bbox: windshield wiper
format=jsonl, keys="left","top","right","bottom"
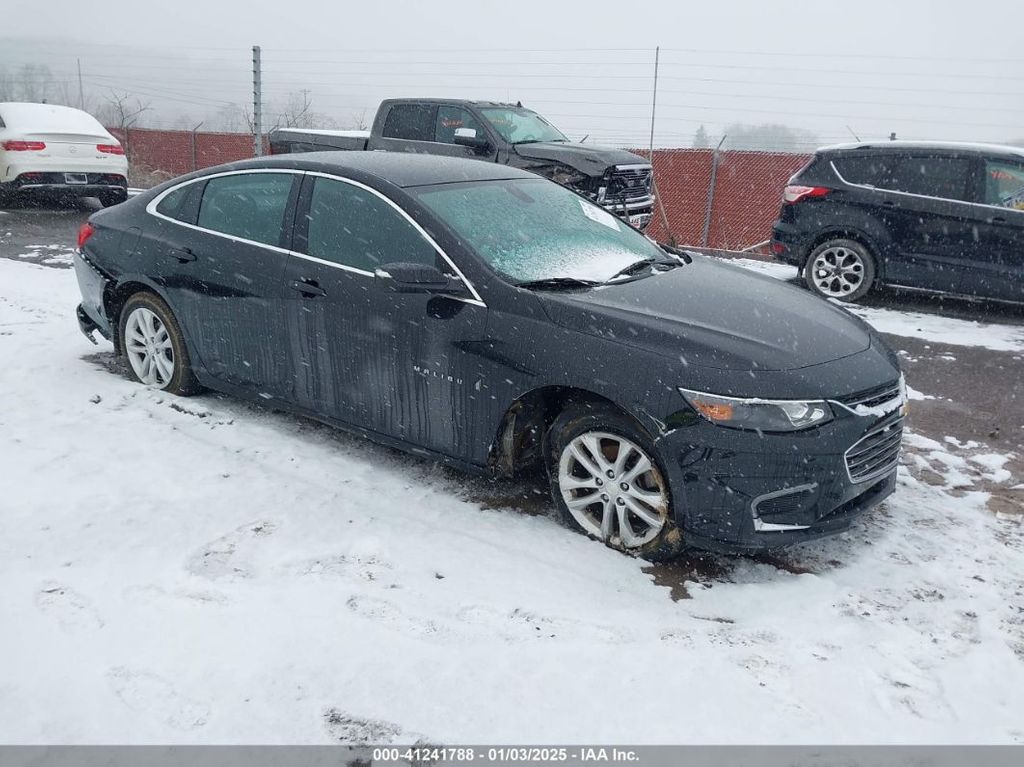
{"left": 517, "top": 276, "right": 601, "bottom": 291}
{"left": 606, "top": 257, "right": 685, "bottom": 282}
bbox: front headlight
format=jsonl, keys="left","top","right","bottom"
{"left": 678, "top": 388, "right": 833, "bottom": 432}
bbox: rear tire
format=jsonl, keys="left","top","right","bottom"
{"left": 118, "top": 292, "right": 199, "bottom": 396}
{"left": 547, "top": 404, "right": 684, "bottom": 561}
{"left": 804, "top": 238, "right": 876, "bottom": 302}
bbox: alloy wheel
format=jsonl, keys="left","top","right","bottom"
{"left": 557, "top": 431, "right": 669, "bottom": 549}
{"left": 811, "top": 246, "right": 865, "bottom": 297}
{"left": 124, "top": 307, "right": 175, "bottom": 388}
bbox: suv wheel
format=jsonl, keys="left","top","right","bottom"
{"left": 547, "top": 405, "right": 683, "bottom": 561}
{"left": 118, "top": 292, "right": 199, "bottom": 395}
{"left": 804, "top": 238, "right": 876, "bottom": 302}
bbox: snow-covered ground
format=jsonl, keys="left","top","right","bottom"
{"left": 1, "top": 259, "right": 1022, "bottom": 744}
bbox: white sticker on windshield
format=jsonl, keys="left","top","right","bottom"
{"left": 579, "top": 200, "right": 620, "bottom": 231}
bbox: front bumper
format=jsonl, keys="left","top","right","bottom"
{"left": 656, "top": 406, "right": 902, "bottom": 553}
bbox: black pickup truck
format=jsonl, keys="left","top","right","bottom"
{"left": 268, "top": 99, "right": 655, "bottom": 229}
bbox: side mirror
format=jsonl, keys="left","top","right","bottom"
{"left": 375, "top": 262, "right": 470, "bottom": 297}
{"left": 453, "top": 128, "right": 490, "bottom": 152}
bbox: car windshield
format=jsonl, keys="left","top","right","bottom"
{"left": 414, "top": 178, "right": 664, "bottom": 284}
{"left": 478, "top": 107, "right": 568, "bottom": 144}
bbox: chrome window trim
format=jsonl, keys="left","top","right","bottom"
{"left": 144, "top": 167, "right": 486, "bottom": 307}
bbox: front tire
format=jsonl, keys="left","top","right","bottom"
{"left": 118, "top": 292, "right": 199, "bottom": 395}
{"left": 547, "top": 404, "right": 683, "bottom": 561}
{"left": 804, "top": 238, "right": 876, "bottom": 302}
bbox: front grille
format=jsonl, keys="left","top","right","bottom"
{"left": 845, "top": 414, "right": 904, "bottom": 483}
{"left": 605, "top": 166, "right": 653, "bottom": 205}
{"left": 838, "top": 380, "right": 901, "bottom": 410}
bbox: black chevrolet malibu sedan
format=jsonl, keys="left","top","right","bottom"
{"left": 74, "top": 152, "right": 907, "bottom": 559}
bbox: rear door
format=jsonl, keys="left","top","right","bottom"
{"left": 872, "top": 153, "right": 980, "bottom": 292}
{"left": 149, "top": 170, "right": 299, "bottom": 399}
{"left": 972, "top": 156, "right": 1024, "bottom": 302}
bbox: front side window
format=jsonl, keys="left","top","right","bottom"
{"left": 435, "top": 106, "right": 485, "bottom": 145}
{"left": 304, "top": 177, "right": 438, "bottom": 272}
{"left": 983, "top": 158, "right": 1024, "bottom": 210}
{"left": 478, "top": 107, "right": 567, "bottom": 145}
{"left": 381, "top": 104, "right": 436, "bottom": 142}
{"left": 197, "top": 173, "right": 294, "bottom": 247}
{"left": 876, "top": 155, "right": 972, "bottom": 202}
{"left": 414, "top": 178, "right": 663, "bottom": 283}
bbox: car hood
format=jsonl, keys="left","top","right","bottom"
{"left": 537, "top": 256, "right": 873, "bottom": 371}
{"left": 513, "top": 141, "right": 649, "bottom": 176}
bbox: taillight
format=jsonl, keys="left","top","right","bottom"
{"left": 783, "top": 185, "right": 831, "bottom": 204}
{"left": 77, "top": 223, "right": 96, "bottom": 251}
{"left": 97, "top": 144, "right": 125, "bottom": 155}
{"left": 3, "top": 140, "right": 46, "bottom": 151}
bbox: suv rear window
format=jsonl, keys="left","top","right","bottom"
{"left": 876, "top": 155, "right": 973, "bottom": 202}
{"left": 381, "top": 104, "right": 436, "bottom": 142}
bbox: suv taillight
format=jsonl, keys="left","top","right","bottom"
{"left": 77, "top": 223, "right": 96, "bottom": 251}
{"left": 783, "top": 185, "right": 831, "bottom": 204}
{"left": 3, "top": 140, "right": 46, "bottom": 151}
{"left": 97, "top": 144, "right": 125, "bottom": 155}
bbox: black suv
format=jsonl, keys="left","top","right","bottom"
{"left": 771, "top": 141, "right": 1024, "bottom": 304}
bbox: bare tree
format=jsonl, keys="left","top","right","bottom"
{"left": 96, "top": 91, "right": 152, "bottom": 131}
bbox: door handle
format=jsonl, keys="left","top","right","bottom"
{"left": 990, "top": 216, "right": 1007, "bottom": 224}
{"left": 167, "top": 247, "right": 196, "bottom": 263}
{"left": 881, "top": 200, "right": 897, "bottom": 208}
{"left": 290, "top": 279, "right": 326, "bottom": 297}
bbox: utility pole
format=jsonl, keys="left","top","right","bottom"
{"left": 252, "top": 45, "right": 263, "bottom": 157}
{"left": 77, "top": 58, "right": 84, "bottom": 110}
{"left": 648, "top": 46, "right": 659, "bottom": 161}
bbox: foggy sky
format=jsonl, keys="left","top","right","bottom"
{"left": 3, "top": 0, "right": 1023, "bottom": 148}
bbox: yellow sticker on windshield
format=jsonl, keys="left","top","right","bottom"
{"left": 579, "top": 200, "right": 621, "bottom": 232}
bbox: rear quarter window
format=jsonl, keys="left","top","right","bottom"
{"left": 832, "top": 155, "right": 892, "bottom": 186}
{"left": 156, "top": 183, "right": 198, "bottom": 223}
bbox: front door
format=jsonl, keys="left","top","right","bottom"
{"left": 972, "top": 156, "right": 1024, "bottom": 302}
{"left": 284, "top": 174, "right": 488, "bottom": 459}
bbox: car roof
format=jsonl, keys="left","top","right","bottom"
{"left": 379, "top": 98, "right": 524, "bottom": 109}
{"left": 0, "top": 102, "right": 112, "bottom": 137}
{"left": 819, "top": 140, "right": 1024, "bottom": 159}
{"left": 211, "top": 150, "right": 538, "bottom": 188}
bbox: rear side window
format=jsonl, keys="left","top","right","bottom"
{"left": 197, "top": 173, "right": 294, "bottom": 247}
{"left": 304, "top": 177, "right": 438, "bottom": 272}
{"left": 381, "top": 104, "right": 437, "bottom": 142}
{"left": 833, "top": 154, "right": 892, "bottom": 186}
{"left": 876, "top": 155, "right": 972, "bottom": 202}
{"left": 983, "top": 158, "right": 1024, "bottom": 209}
